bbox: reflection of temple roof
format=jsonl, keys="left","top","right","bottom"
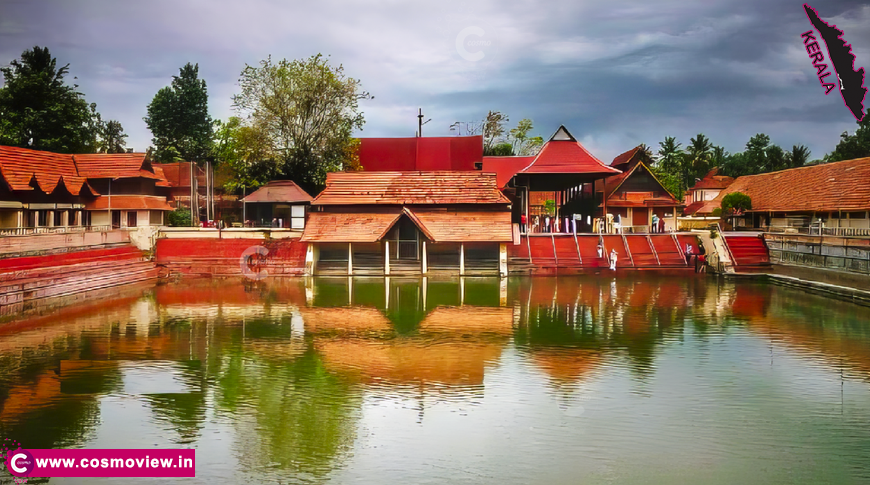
{"left": 315, "top": 339, "right": 506, "bottom": 385}
{"left": 529, "top": 347, "right": 602, "bottom": 382}
{"left": 419, "top": 307, "right": 513, "bottom": 334}
{"left": 299, "top": 306, "right": 392, "bottom": 333}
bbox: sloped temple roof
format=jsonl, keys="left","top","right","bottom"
{"left": 301, "top": 207, "right": 512, "bottom": 243}
{"left": 312, "top": 171, "right": 510, "bottom": 205}
{"left": 713, "top": 157, "right": 870, "bottom": 213}
{"left": 240, "top": 180, "right": 313, "bottom": 203}
{"left": 0, "top": 146, "right": 95, "bottom": 195}
{"left": 518, "top": 126, "right": 622, "bottom": 176}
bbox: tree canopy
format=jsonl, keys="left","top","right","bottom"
{"left": 144, "top": 62, "right": 214, "bottom": 163}
{"left": 479, "top": 115, "right": 543, "bottom": 156}
{"left": 231, "top": 54, "right": 369, "bottom": 194}
{"left": 0, "top": 46, "right": 103, "bottom": 153}
{"left": 721, "top": 192, "right": 751, "bottom": 215}
{"left": 825, "top": 118, "right": 870, "bottom": 162}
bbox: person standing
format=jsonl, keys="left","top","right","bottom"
{"left": 610, "top": 249, "right": 618, "bottom": 270}
{"left": 544, "top": 215, "right": 551, "bottom": 233}
{"left": 652, "top": 213, "right": 659, "bottom": 233}
{"left": 615, "top": 214, "right": 622, "bottom": 234}
{"left": 658, "top": 216, "right": 666, "bottom": 233}
{"left": 533, "top": 215, "right": 540, "bottom": 233}
{"left": 520, "top": 214, "right": 527, "bottom": 234}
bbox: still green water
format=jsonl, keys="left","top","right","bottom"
{"left": 2, "top": 275, "right": 870, "bottom": 484}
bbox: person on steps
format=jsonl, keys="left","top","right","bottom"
{"left": 610, "top": 249, "right": 618, "bottom": 270}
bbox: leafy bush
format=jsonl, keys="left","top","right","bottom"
{"left": 721, "top": 192, "right": 751, "bottom": 215}
{"left": 167, "top": 208, "right": 192, "bottom": 227}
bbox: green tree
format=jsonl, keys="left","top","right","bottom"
{"left": 685, "top": 133, "right": 713, "bottom": 185}
{"left": 213, "top": 117, "right": 280, "bottom": 193}
{"left": 98, "top": 120, "right": 128, "bottom": 153}
{"left": 482, "top": 111, "right": 509, "bottom": 154}
{"left": 655, "top": 136, "right": 685, "bottom": 198}
{"left": 144, "top": 63, "right": 214, "bottom": 163}
{"left": 721, "top": 192, "right": 751, "bottom": 216}
{"left": 825, "top": 119, "right": 870, "bottom": 162}
{"left": 232, "top": 54, "right": 369, "bottom": 194}
{"left": 0, "top": 46, "right": 102, "bottom": 153}
{"left": 507, "top": 118, "right": 543, "bottom": 156}
{"left": 487, "top": 142, "right": 514, "bottom": 156}
{"left": 785, "top": 145, "right": 811, "bottom": 169}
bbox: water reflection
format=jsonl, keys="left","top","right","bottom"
{"left": 1, "top": 276, "right": 870, "bottom": 483}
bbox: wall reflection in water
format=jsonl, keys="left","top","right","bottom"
{"left": 1, "top": 275, "right": 870, "bottom": 482}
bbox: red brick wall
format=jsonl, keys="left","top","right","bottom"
{"left": 155, "top": 237, "right": 308, "bottom": 276}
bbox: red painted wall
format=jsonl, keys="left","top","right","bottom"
{"left": 359, "top": 136, "right": 482, "bottom": 172}
{"left": 155, "top": 237, "right": 308, "bottom": 276}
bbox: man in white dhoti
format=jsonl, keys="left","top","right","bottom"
{"left": 610, "top": 249, "right": 618, "bottom": 270}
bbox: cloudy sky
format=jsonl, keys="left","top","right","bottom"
{"left": 1, "top": 0, "right": 868, "bottom": 162}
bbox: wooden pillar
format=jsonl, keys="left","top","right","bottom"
{"left": 459, "top": 243, "right": 465, "bottom": 276}
{"left": 385, "top": 277, "right": 391, "bottom": 307}
{"left": 348, "top": 276, "right": 353, "bottom": 305}
{"left": 422, "top": 276, "right": 428, "bottom": 311}
{"left": 348, "top": 243, "right": 353, "bottom": 276}
{"left": 499, "top": 243, "right": 508, "bottom": 277}
{"left": 16, "top": 210, "right": 23, "bottom": 229}
{"left": 384, "top": 240, "right": 390, "bottom": 275}
{"left": 672, "top": 211, "right": 677, "bottom": 233}
{"left": 47, "top": 210, "right": 54, "bottom": 227}
{"left": 422, "top": 240, "right": 428, "bottom": 274}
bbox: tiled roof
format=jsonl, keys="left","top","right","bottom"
{"left": 610, "top": 146, "right": 640, "bottom": 168}
{"left": 84, "top": 195, "right": 174, "bottom": 211}
{"left": 690, "top": 168, "right": 734, "bottom": 190}
{"left": 519, "top": 126, "right": 622, "bottom": 176}
{"left": 241, "top": 180, "right": 313, "bottom": 203}
{"left": 151, "top": 166, "right": 171, "bottom": 187}
{"left": 712, "top": 157, "right": 870, "bottom": 212}
{"left": 312, "top": 171, "right": 510, "bottom": 205}
{"left": 0, "top": 146, "right": 94, "bottom": 195}
{"left": 480, "top": 156, "right": 534, "bottom": 187}
{"left": 601, "top": 159, "right": 680, "bottom": 205}
{"left": 301, "top": 210, "right": 403, "bottom": 242}
{"left": 410, "top": 208, "right": 513, "bottom": 242}
{"left": 73, "top": 153, "right": 163, "bottom": 181}
{"left": 302, "top": 207, "right": 512, "bottom": 243}
{"left": 155, "top": 162, "right": 207, "bottom": 188}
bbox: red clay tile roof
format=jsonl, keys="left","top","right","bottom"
{"left": 683, "top": 201, "right": 706, "bottom": 215}
{"left": 601, "top": 159, "right": 680, "bottom": 205}
{"left": 481, "top": 156, "right": 535, "bottom": 188}
{"left": 74, "top": 153, "right": 163, "bottom": 181}
{"left": 151, "top": 166, "right": 171, "bottom": 187}
{"left": 0, "top": 146, "right": 95, "bottom": 195}
{"left": 610, "top": 146, "right": 640, "bottom": 168}
{"left": 312, "top": 171, "right": 510, "bottom": 205}
{"left": 241, "top": 180, "right": 313, "bottom": 203}
{"left": 301, "top": 210, "right": 403, "bottom": 242}
{"left": 84, "top": 195, "right": 173, "bottom": 211}
{"left": 712, "top": 157, "right": 870, "bottom": 212}
{"left": 301, "top": 207, "right": 512, "bottom": 243}
{"left": 690, "top": 168, "right": 734, "bottom": 190}
{"left": 410, "top": 208, "right": 512, "bottom": 242}
{"left": 155, "top": 162, "right": 207, "bottom": 188}
{"left": 519, "top": 126, "right": 621, "bottom": 176}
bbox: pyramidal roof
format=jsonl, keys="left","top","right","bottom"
{"left": 519, "top": 126, "right": 622, "bottom": 175}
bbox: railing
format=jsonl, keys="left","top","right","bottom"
{"left": 716, "top": 223, "right": 737, "bottom": 267}
{"left": 763, "top": 226, "right": 870, "bottom": 237}
{"left": 0, "top": 225, "right": 112, "bottom": 237}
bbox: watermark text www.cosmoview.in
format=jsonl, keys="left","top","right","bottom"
{"left": 4, "top": 448, "right": 195, "bottom": 479}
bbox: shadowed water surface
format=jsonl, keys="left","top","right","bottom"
{"left": 1, "top": 276, "right": 870, "bottom": 484}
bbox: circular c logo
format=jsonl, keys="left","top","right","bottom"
{"left": 240, "top": 246, "right": 269, "bottom": 281}
{"left": 456, "top": 26, "right": 487, "bottom": 61}
{"left": 8, "top": 450, "right": 34, "bottom": 477}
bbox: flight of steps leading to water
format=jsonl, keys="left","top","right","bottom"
{"left": 0, "top": 244, "right": 157, "bottom": 309}
{"left": 723, "top": 234, "right": 771, "bottom": 267}
{"left": 508, "top": 234, "right": 695, "bottom": 273}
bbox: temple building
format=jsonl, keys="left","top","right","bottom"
{"left": 300, "top": 171, "right": 512, "bottom": 276}
{"left": 239, "top": 180, "right": 313, "bottom": 228}
{"left": 595, "top": 146, "right": 683, "bottom": 232}
{"left": 682, "top": 168, "right": 735, "bottom": 218}
{"left": 0, "top": 146, "right": 172, "bottom": 233}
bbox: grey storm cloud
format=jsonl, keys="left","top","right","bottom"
{"left": 0, "top": 0, "right": 868, "bottom": 162}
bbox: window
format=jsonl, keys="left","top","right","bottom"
{"left": 291, "top": 205, "right": 305, "bottom": 229}
{"left": 127, "top": 211, "right": 138, "bottom": 227}
{"left": 474, "top": 162, "right": 483, "bottom": 170}
{"left": 111, "top": 211, "right": 121, "bottom": 229}
{"left": 848, "top": 211, "right": 867, "bottom": 219}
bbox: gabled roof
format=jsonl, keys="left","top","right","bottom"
{"left": 0, "top": 146, "right": 95, "bottom": 195}
{"left": 712, "top": 157, "right": 870, "bottom": 212}
{"left": 480, "top": 156, "right": 535, "bottom": 188}
{"left": 610, "top": 146, "right": 641, "bottom": 168}
{"left": 312, "top": 171, "right": 510, "bottom": 205}
{"left": 301, "top": 207, "right": 512, "bottom": 243}
{"left": 240, "top": 180, "right": 313, "bottom": 203}
{"left": 518, "top": 125, "right": 621, "bottom": 176}
{"left": 689, "top": 168, "right": 735, "bottom": 191}
{"left": 602, "top": 157, "right": 679, "bottom": 204}
{"left": 73, "top": 153, "right": 164, "bottom": 181}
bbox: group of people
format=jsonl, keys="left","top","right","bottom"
{"left": 520, "top": 214, "right": 576, "bottom": 234}
{"left": 685, "top": 242, "right": 707, "bottom": 273}
{"left": 597, "top": 244, "right": 619, "bottom": 271}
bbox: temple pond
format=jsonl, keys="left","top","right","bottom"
{"left": 2, "top": 275, "right": 870, "bottom": 484}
